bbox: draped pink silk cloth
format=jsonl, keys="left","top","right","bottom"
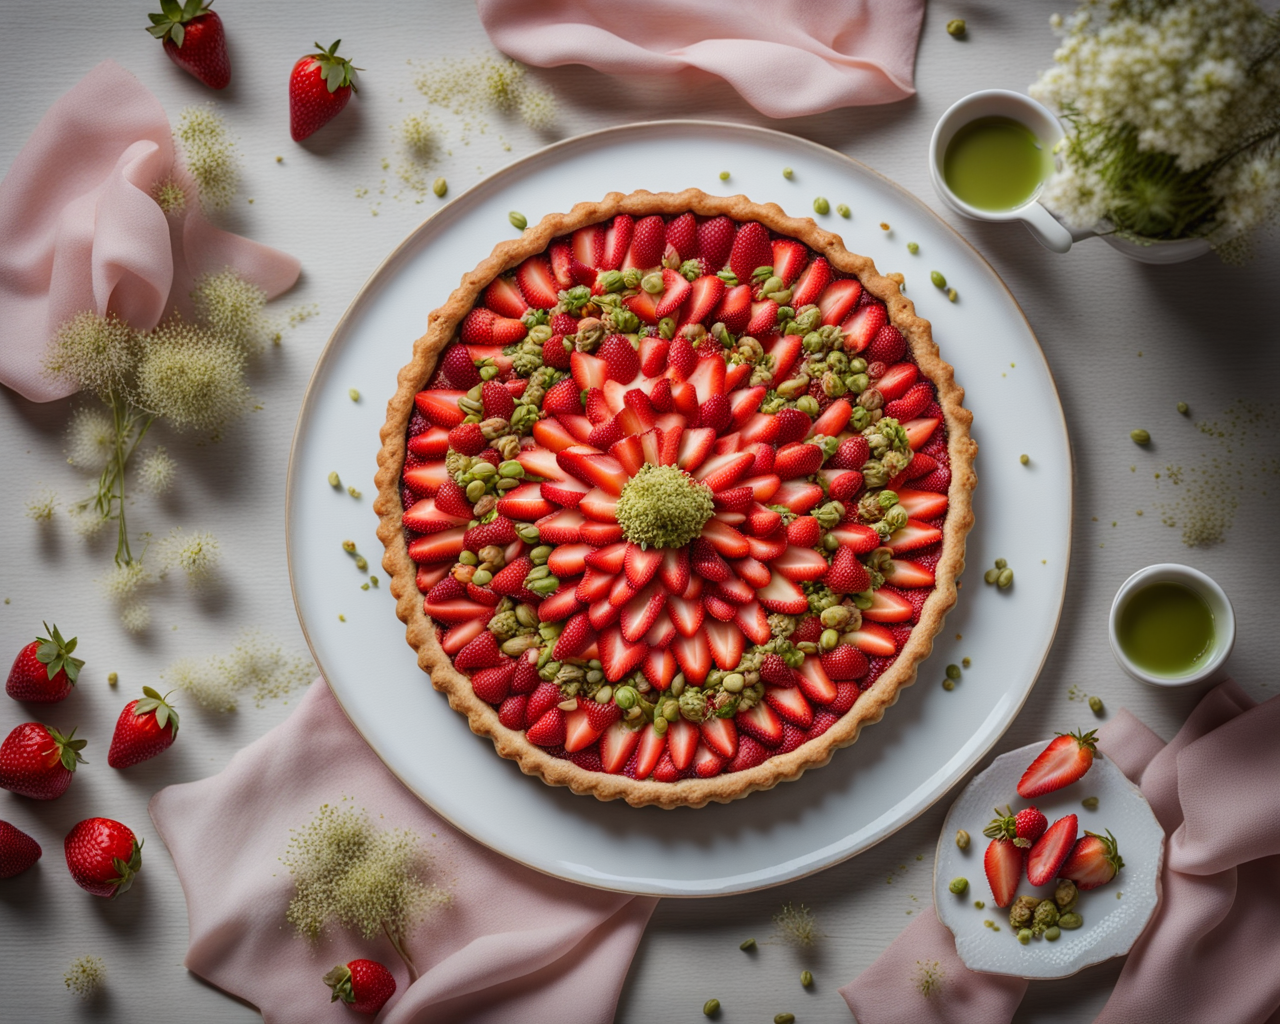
{"left": 839, "top": 680, "right": 1280, "bottom": 1024}
{"left": 476, "top": 0, "right": 926, "bottom": 119}
{"left": 0, "top": 60, "right": 299, "bottom": 403}
{"left": 150, "top": 680, "right": 657, "bottom": 1024}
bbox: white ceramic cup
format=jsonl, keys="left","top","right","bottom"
{"left": 929, "top": 89, "right": 1086, "bottom": 254}
{"left": 1108, "top": 563, "right": 1235, "bottom": 688}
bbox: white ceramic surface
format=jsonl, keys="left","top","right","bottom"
{"left": 929, "top": 89, "right": 1080, "bottom": 254}
{"left": 935, "top": 740, "right": 1164, "bottom": 979}
{"left": 1099, "top": 233, "right": 1213, "bottom": 264}
{"left": 1108, "top": 563, "right": 1235, "bottom": 687}
{"left": 285, "top": 120, "right": 1075, "bottom": 897}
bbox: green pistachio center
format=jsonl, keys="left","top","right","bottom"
{"left": 615, "top": 464, "right": 714, "bottom": 550}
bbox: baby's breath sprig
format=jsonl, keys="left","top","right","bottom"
{"left": 772, "top": 902, "right": 821, "bottom": 948}
{"left": 173, "top": 105, "right": 239, "bottom": 210}
{"left": 166, "top": 629, "right": 314, "bottom": 711}
{"left": 281, "top": 798, "right": 450, "bottom": 982}
{"left": 64, "top": 955, "right": 106, "bottom": 999}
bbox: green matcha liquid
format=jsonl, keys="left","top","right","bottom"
{"left": 943, "top": 116, "right": 1055, "bottom": 211}
{"left": 1116, "top": 581, "right": 1216, "bottom": 676}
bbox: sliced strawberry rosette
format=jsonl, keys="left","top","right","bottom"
{"left": 384, "top": 196, "right": 973, "bottom": 804}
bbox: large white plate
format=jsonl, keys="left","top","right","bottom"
{"left": 934, "top": 740, "right": 1164, "bottom": 978}
{"left": 286, "top": 121, "right": 1073, "bottom": 897}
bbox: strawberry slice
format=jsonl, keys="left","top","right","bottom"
{"left": 495, "top": 482, "right": 557, "bottom": 521}
{"left": 608, "top": 573, "right": 639, "bottom": 608}
{"left": 896, "top": 489, "right": 949, "bottom": 520}
{"left": 625, "top": 215, "right": 665, "bottom": 270}
{"left": 1017, "top": 731, "right": 1098, "bottom": 798}
{"left": 699, "top": 518, "right": 751, "bottom": 560}
{"left": 672, "top": 628, "right": 711, "bottom": 683}
{"left": 540, "top": 478, "right": 590, "bottom": 509}
{"left": 440, "top": 618, "right": 489, "bottom": 655}
{"left": 861, "top": 588, "right": 914, "bottom": 623}
{"left": 764, "top": 685, "right": 813, "bottom": 728}
{"left": 597, "top": 719, "right": 640, "bottom": 773}
{"left": 633, "top": 723, "right": 667, "bottom": 779}
{"left": 790, "top": 256, "right": 831, "bottom": 307}
{"left": 563, "top": 706, "right": 604, "bottom": 753}
{"left": 533, "top": 416, "right": 579, "bottom": 454}
{"left": 582, "top": 519, "right": 624, "bottom": 546}
{"left": 736, "top": 702, "right": 783, "bottom": 747}
{"left": 773, "top": 442, "right": 824, "bottom": 480}
{"left": 705, "top": 619, "right": 745, "bottom": 670}
{"left": 886, "top": 519, "right": 943, "bottom": 554}
{"left": 757, "top": 572, "right": 808, "bottom": 614}
{"left": 534, "top": 507, "right": 586, "bottom": 544}
{"left": 745, "top": 533, "right": 788, "bottom": 562}
{"left": 408, "top": 526, "right": 468, "bottom": 564}
{"left": 1059, "top": 830, "right": 1124, "bottom": 890}
{"left": 817, "top": 279, "right": 863, "bottom": 325}
{"left": 729, "top": 222, "right": 774, "bottom": 285}
{"left": 694, "top": 452, "right": 755, "bottom": 493}
{"left": 839, "top": 303, "right": 887, "bottom": 353}
{"left": 731, "top": 557, "right": 771, "bottom": 588}
{"left": 588, "top": 597, "right": 622, "bottom": 631}
{"left": 1026, "top": 814, "right": 1080, "bottom": 886}
{"left": 597, "top": 626, "right": 648, "bottom": 683}
{"left": 654, "top": 268, "right": 692, "bottom": 318}
{"left": 483, "top": 276, "right": 529, "bottom": 319}
{"left": 423, "top": 598, "right": 495, "bottom": 624}
{"left": 734, "top": 600, "right": 772, "bottom": 646}
{"left": 623, "top": 544, "right": 663, "bottom": 589}
{"left": 407, "top": 425, "right": 450, "bottom": 459}
{"left": 771, "top": 238, "right": 809, "bottom": 284}
{"left": 746, "top": 300, "right": 779, "bottom": 334}
{"left": 700, "top": 717, "right": 738, "bottom": 759}
{"left": 876, "top": 362, "right": 919, "bottom": 401}
{"left": 885, "top": 559, "right": 935, "bottom": 588}
{"left": 414, "top": 390, "right": 466, "bottom": 429}
{"left": 984, "top": 838, "right": 1024, "bottom": 908}
{"left": 623, "top": 291, "right": 660, "bottom": 325}
{"left": 403, "top": 497, "right": 471, "bottom": 534}
{"left": 545, "top": 543, "right": 594, "bottom": 578}
{"left": 809, "top": 399, "right": 853, "bottom": 439}
{"left": 692, "top": 742, "right": 725, "bottom": 779}
{"left": 527, "top": 708, "right": 567, "bottom": 747}
{"left": 844, "top": 623, "right": 897, "bottom": 657}
{"left": 549, "top": 240, "right": 574, "bottom": 287}
{"left": 621, "top": 585, "right": 666, "bottom": 643}
{"left": 539, "top": 583, "right": 585, "bottom": 623}
{"left": 659, "top": 548, "right": 690, "bottom": 594}
{"left": 585, "top": 541, "right": 628, "bottom": 573}
{"left": 771, "top": 546, "right": 829, "bottom": 582}
{"left": 515, "top": 255, "right": 559, "bottom": 308}
{"left": 667, "top": 594, "right": 705, "bottom": 638}
{"left": 903, "top": 417, "right": 941, "bottom": 451}
{"left": 578, "top": 486, "right": 620, "bottom": 523}
{"left": 666, "top": 718, "right": 699, "bottom": 770}
{"left": 685, "top": 355, "right": 727, "bottom": 406}
{"left": 601, "top": 214, "right": 634, "bottom": 271}
{"left": 728, "top": 387, "right": 766, "bottom": 431}
{"left": 766, "top": 335, "right": 804, "bottom": 385}
{"left": 740, "top": 475, "right": 782, "bottom": 503}
{"left": 572, "top": 224, "right": 605, "bottom": 269}
{"left": 681, "top": 275, "right": 725, "bottom": 326}
{"left": 643, "top": 635, "right": 677, "bottom": 676}
{"left": 771, "top": 480, "right": 824, "bottom": 514}
{"left": 795, "top": 657, "right": 838, "bottom": 705}
{"left": 570, "top": 351, "right": 608, "bottom": 391}
{"left": 676, "top": 427, "right": 717, "bottom": 472}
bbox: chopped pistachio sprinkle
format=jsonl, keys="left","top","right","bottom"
{"left": 615, "top": 465, "right": 714, "bottom": 550}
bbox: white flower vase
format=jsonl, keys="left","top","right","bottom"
{"left": 1098, "top": 233, "right": 1213, "bottom": 265}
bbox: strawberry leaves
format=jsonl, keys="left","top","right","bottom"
{"left": 134, "top": 687, "right": 180, "bottom": 735}
{"left": 310, "top": 39, "right": 361, "bottom": 94}
{"left": 146, "top": 0, "right": 212, "bottom": 46}
{"left": 34, "top": 622, "right": 84, "bottom": 684}
{"left": 47, "top": 726, "right": 89, "bottom": 773}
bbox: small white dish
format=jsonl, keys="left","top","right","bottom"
{"left": 935, "top": 740, "right": 1164, "bottom": 979}
{"left": 929, "top": 89, "right": 1088, "bottom": 254}
{"left": 1108, "top": 563, "right": 1235, "bottom": 688}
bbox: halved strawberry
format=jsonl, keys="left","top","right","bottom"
{"left": 728, "top": 386, "right": 766, "bottom": 430}
{"left": 415, "top": 390, "right": 466, "bottom": 429}
{"left": 572, "top": 224, "right": 605, "bottom": 268}
{"left": 817, "top": 279, "right": 862, "bottom": 325}
{"left": 884, "top": 559, "right": 935, "bottom": 588}
{"left": 597, "top": 627, "right": 648, "bottom": 682}
{"left": 571, "top": 351, "right": 609, "bottom": 391}
{"left": 407, "top": 425, "right": 451, "bottom": 459}
{"left": 496, "top": 482, "right": 556, "bottom": 521}
{"left": 712, "top": 284, "right": 752, "bottom": 333}
{"left": 809, "top": 399, "right": 853, "bottom": 439}
{"left": 408, "top": 526, "right": 468, "bottom": 564}
{"left": 736, "top": 702, "right": 783, "bottom": 747}
{"left": 1026, "top": 814, "right": 1079, "bottom": 886}
{"left": 666, "top": 718, "right": 699, "bottom": 771}
{"left": 795, "top": 657, "right": 839, "bottom": 703}
{"left": 527, "top": 707, "right": 566, "bottom": 747}
{"left": 886, "top": 519, "right": 943, "bottom": 554}
{"left": 625, "top": 215, "right": 665, "bottom": 269}
{"left": 984, "top": 838, "right": 1024, "bottom": 908}
{"left": 1017, "top": 730, "right": 1098, "bottom": 798}
{"left": 692, "top": 742, "right": 725, "bottom": 778}
{"left": 895, "top": 489, "right": 949, "bottom": 520}
{"left": 839, "top": 302, "right": 887, "bottom": 353}
{"left": 903, "top": 417, "right": 941, "bottom": 451}
{"left": 632, "top": 723, "right": 667, "bottom": 779}
{"left": 700, "top": 716, "right": 738, "bottom": 759}
{"left": 746, "top": 299, "right": 779, "bottom": 334}
{"left": 774, "top": 442, "right": 824, "bottom": 480}
{"left": 548, "top": 240, "right": 574, "bottom": 287}
{"left": 771, "top": 546, "right": 829, "bottom": 582}
{"left": 700, "top": 518, "right": 751, "bottom": 559}
{"left": 562, "top": 706, "right": 603, "bottom": 753}
{"left": 654, "top": 268, "right": 692, "bottom": 318}
{"left": 601, "top": 214, "right": 634, "bottom": 271}
{"left": 729, "top": 221, "right": 774, "bottom": 285}
{"left": 681, "top": 275, "right": 725, "bottom": 326}
{"left": 771, "top": 238, "right": 809, "bottom": 285}
{"left": 770, "top": 480, "right": 824, "bottom": 514}
{"left": 621, "top": 585, "right": 665, "bottom": 643}
{"left": 734, "top": 600, "right": 772, "bottom": 646}
{"left": 790, "top": 256, "right": 831, "bottom": 307}
{"left": 484, "top": 277, "right": 529, "bottom": 319}
{"left": 515, "top": 255, "right": 559, "bottom": 308}
{"left": 861, "top": 588, "right": 913, "bottom": 623}
{"left": 402, "top": 498, "right": 471, "bottom": 534}
{"left": 844, "top": 623, "right": 897, "bottom": 657}
{"left": 876, "top": 362, "right": 919, "bottom": 402}
{"left": 705, "top": 620, "right": 745, "bottom": 671}
{"left": 1059, "top": 830, "right": 1124, "bottom": 890}
{"left": 658, "top": 549, "right": 690, "bottom": 594}
{"left": 667, "top": 594, "right": 705, "bottom": 638}
{"left": 676, "top": 427, "right": 717, "bottom": 472}
{"left": 765, "top": 685, "right": 813, "bottom": 728}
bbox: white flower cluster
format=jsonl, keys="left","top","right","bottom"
{"left": 1031, "top": 0, "right": 1280, "bottom": 246}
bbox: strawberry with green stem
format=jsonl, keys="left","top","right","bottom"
{"left": 1017, "top": 729, "right": 1098, "bottom": 798}
{"left": 0, "top": 722, "right": 87, "bottom": 800}
{"left": 108, "top": 688, "right": 180, "bottom": 768}
{"left": 324, "top": 959, "right": 396, "bottom": 1015}
{"left": 146, "top": 0, "right": 231, "bottom": 89}
{"left": 64, "top": 818, "right": 143, "bottom": 898}
{"left": 983, "top": 804, "right": 1048, "bottom": 849}
{"left": 289, "top": 40, "right": 361, "bottom": 142}
{"left": 6, "top": 622, "right": 84, "bottom": 703}
{"left": 1059, "top": 829, "right": 1124, "bottom": 890}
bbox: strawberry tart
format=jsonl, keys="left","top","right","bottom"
{"left": 375, "top": 189, "right": 976, "bottom": 808}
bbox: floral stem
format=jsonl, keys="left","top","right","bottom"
{"left": 382, "top": 922, "right": 419, "bottom": 984}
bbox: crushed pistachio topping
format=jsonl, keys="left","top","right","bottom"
{"left": 615, "top": 465, "right": 714, "bottom": 550}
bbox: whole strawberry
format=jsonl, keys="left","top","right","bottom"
{"left": 289, "top": 40, "right": 360, "bottom": 142}
{"left": 0, "top": 723, "right": 87, "bottom": 800}
{"left": 64, "top": 818, "right": 143, "bottom": 898}
{"left": 6, "top": 622, "right": 84, "bottom": 702}
{"left": 0, "top": 820, "right": 42, "bottom": 878}
{"left": 323, "top": 959, "right": 396, "bottom": 1015}
{"left": 108, "top": 688, "right": 180, "bottom": 769}
{"left": 983, "top": 804, "right": 1048, "bottom": 849}
{"left": 146, "top": 0, "right": 231, "bottom": 89}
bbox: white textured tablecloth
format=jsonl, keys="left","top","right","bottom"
{"left": 1, "top": 1, "right": 1278, "bottom": 1021}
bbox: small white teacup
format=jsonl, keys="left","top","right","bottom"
{"left": 929, "top": 89, "right": 1086, "bottom": 254}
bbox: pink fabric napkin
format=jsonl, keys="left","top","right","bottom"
{"left": 476, "top": 0, "right": 925, "bottom": 119}
{"left": 839, "top": 680, "right": 1280, "bottom": 1024}
{"left": 149, "top": 680, "right": 657, "bottom": 1024}
{"left": 0, "top": 60, "right": 300, "bottom": 403}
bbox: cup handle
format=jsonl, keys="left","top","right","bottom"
{"left": 1018, "top": 202, "right": 1077, "bottom": 254}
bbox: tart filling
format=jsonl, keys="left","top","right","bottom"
{"left": 374, "top": 190, "right": 976, "bottom": 808}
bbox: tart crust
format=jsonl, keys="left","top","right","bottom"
{"left": 375, "top": 189, "right": 977, "bottom": 809}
